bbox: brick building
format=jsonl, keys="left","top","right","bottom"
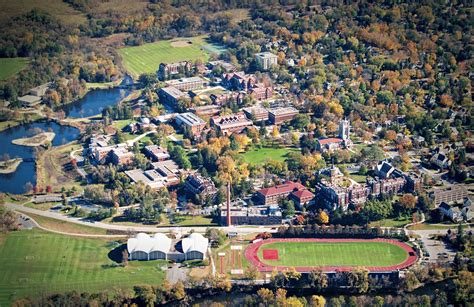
{"left": 175, "top": 112, "right": 206, "bottom": 137}
{"left": 211, "top": 112, "right": 253, "bottom": 135}
{"left": 256, "top": 181, "right": 308, "bottom": 206}
{"left": 268, "top": 107, "right": 299, "bottom": 124}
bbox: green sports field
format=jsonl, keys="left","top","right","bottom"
{"left": 118, "top": 36, "right": 224, "bottom": 78}
{"left": 257, "top": 241, "right": 408, "bottom": 267}
{"left": 241, "top": 147, "right": 300, "bottom": 164}
{"left": 0, "top": 57, "right": 29, "bottom": 80}
{"left": 0, "top": 229, "right": 165, "bottom": 305}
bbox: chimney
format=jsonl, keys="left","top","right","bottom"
{"left": 226, "top": 181, "right": 231, "bottom": 227}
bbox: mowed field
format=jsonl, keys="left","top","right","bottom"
{"left": 257, "top": 241, "right": 408, "bottom": 267}
{"left": 0, "top": 229, "right": 165, "bottom": 305}
{"left": 118, "top": 36, "right": 223, "bottom": 78}
{"left": 241, "top": 147, "right": 300, "bottom": 164}
{"left": 0, "top": 58, "right": 29, "bottom": 81}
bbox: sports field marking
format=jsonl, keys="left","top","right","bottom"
{"left": 263, "top": 249, "right": 279, "bottom": 260}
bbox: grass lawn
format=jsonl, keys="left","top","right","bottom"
{"left": 24, "top": 202, "right": 59, "bottom": 211}
{"left": 257, "top": 241, "right": 408, "bottom": 267}
{"left": 349, "top": 173, "right": 367, "bottom": 183}
{"left": 0, "top": 58, "right": 29, "bottom": 80}
{"left": 112, "top": 119, "right": 133, "bottom": 131}
{"left": 241, "top": 147, "right": 299, "bottom": 164}
{"left": 118, "top": 35, "right": 224, "bottom": 78}
{"left": 0, "top": 229, "right": 165, "bottom": 305}
{"left": 369, "top": 217, "right": 411, "bottom": 228}
{"left": 19, "top": 211, "right": 108, "bottom": 235}
{"left": 171, "top": 215, "right": 217, "bottom": 227}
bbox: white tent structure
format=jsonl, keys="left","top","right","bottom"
{"left": 181, "top": 233, "right": 209, "bottom": 260}
{"left": 127, "top": 233, "right": 172, "bottom": 260}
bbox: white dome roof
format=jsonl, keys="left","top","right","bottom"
{"left": 127, "top": 232, "right": 172, "bottom": 254}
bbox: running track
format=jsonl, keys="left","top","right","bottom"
{"left": 244, "top": 238, "right": 418, "bottom": 273}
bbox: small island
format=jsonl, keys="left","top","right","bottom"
{"left": 0, "top": 158, "right": 22, "bottom": 174}
{"left": 12, "top": 132, "right": 55, "bottom": 147}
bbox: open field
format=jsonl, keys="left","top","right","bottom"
{"left": 35, "top": 142, "right": 83, "bottom": 193}
{"left": 0, "top": 229, "right": 165, "bottom": 305}
{"left": 0, "top": 0, "right": 86, "bottom": 26}
{"left": 18, "top": 211, "right": 108, "bottom": 235}
{"left": 0, "top": 58, "right": 29, "bottom": 81}
{"left": 118, "top": 36, "right": 224, "bottom": 78}
{"left": 246, "top": 238, "right": 417, "bottom": 272}
{"left": 241, "top": 147, "right": 299, "bottom": 164}
{"left": 171, "top": 215, "right": 216, "bottom": 227}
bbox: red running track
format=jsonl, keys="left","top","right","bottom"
{"left": 244, "top": 238, "right": 418, "bottom": 273}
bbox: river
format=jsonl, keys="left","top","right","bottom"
{"left": 0, "top": 121, "right": 80, "bottom": 194}
{"left": 0, "top": 77, "right": 134, "bottom": 194}
{"left": 60, "top": 76, "right": 133, "bottom": 118}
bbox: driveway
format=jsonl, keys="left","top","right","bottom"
{"left": 166, "top": 264, "right": 188, "bottom": 284}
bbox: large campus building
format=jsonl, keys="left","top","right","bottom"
{"left": 211, "top": 112, "right": 253, "bottom": 135}
{"left": 127, "top": 232, "right": 208, "bottom": 261}
{"left": 255, "top": 52, "right": 278, "bottom": 70}
{"left": 175, "top": 112, "right": 206, "bottom": 137}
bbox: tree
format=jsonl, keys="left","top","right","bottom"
{"left": 134, "top": 285, "right": 156, "bottom": 306}
{"left": 244, "top": 266, "right": 258, "bottom": 283}
{"left": 399, "top": 194, "right": 417, "bottom": 213}
{"left": 318, "top": 210, "right": 329, "bottom": 224}
{"left": 346, "top": 268, "right": 369, "bottom": 293}
{"left": 171, "top": 281, "right": 186, "bottom": 301}
{"left": 308, "top": 269, "right": 328, "bottom": 291}
{"left": 454, "top": 271, "right": 474, "bottom": 304}
{"left": 310, "top": 295, "right": 326, "bottom": 307}
{"left": 121, "top": 249, "right": 129, "bottom": 266}
{"left": 138, "top": 73, "right": 158, "bottom": 88}
{"left": 257, "top": 288, "right": 274, "bottom": 305}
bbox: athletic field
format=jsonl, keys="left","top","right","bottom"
{"left": 246, "top": 238, "right": 417, "bottom": 272}
{"left": 0, "top": 229, "right": 165, "bottom": 305}
{"left": 0, "top": 57, "right": 29, "bottom": 80}
{"left": 118, "top": 36, "right": 224, "bottom": 78}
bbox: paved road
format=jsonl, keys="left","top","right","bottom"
{"left": 4, "top": 203, "right": 276, "bottom": 235}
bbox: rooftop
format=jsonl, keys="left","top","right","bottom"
{"left": 268, "top": 107, "right": 298, "bottom": 116}
{"left": 176, "top": 112, "right": 206, "bottom": 126}
{"left": 258, "top": 181, "right": 306, "bottom": 197}
{"left": 256, "top": 52, "right": 278, "bottom": 59}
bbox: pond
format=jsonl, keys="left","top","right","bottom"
{"left": 0, "top": 121, "right": 80, "bottom": 194}
{"left": 60, "top": 76, "right": 132, "bottom": 118}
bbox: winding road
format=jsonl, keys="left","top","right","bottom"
{"left": 4, "top": 202, "right": 275, "bottom": 236}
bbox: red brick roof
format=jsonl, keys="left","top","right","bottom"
{"left": 291, "top": 189, "right": 315, "bottom": 200}
{"left": 258, "top": 181, "right": 306, "bottom": 197}
{"left": 317, "top": 137, "right": 343, "bottom": 145}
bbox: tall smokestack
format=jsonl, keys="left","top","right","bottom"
{"left": 226, "top": 181, "right": 231, "bottom": 226}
